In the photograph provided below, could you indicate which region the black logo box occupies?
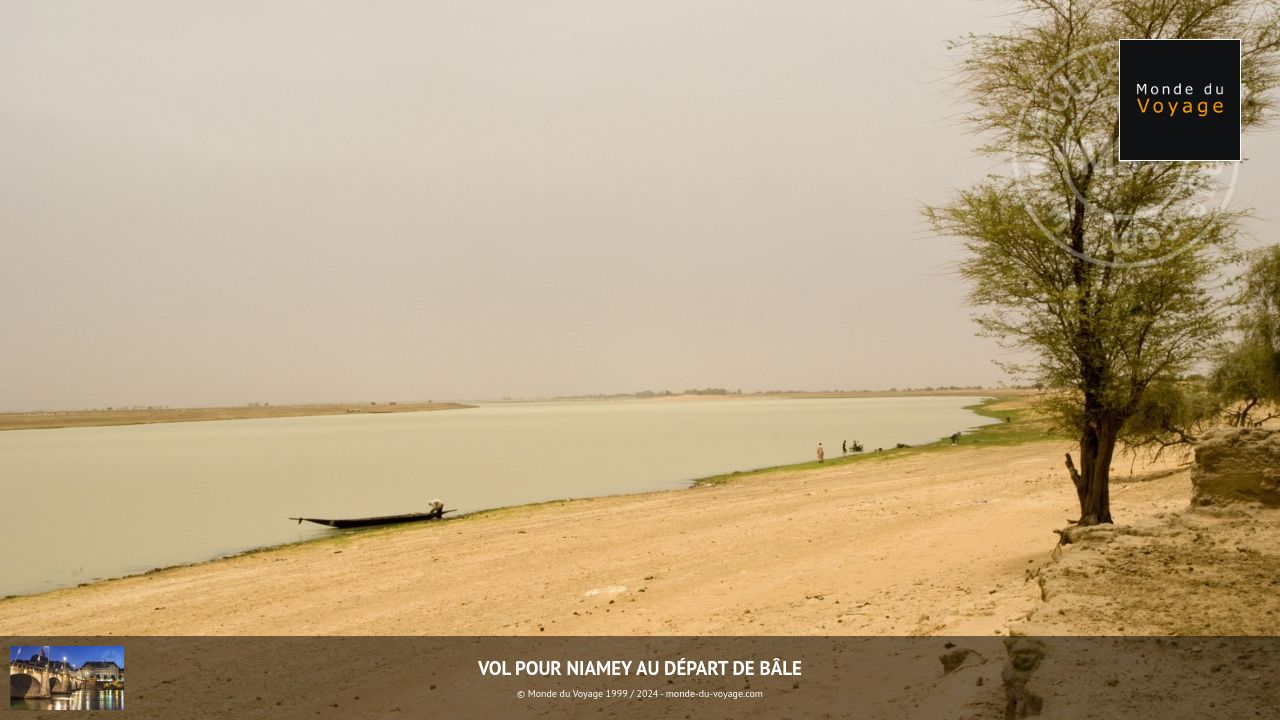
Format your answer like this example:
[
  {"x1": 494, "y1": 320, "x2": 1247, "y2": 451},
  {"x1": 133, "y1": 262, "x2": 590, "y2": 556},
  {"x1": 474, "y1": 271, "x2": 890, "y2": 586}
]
[{"x1": 1119, "y1": 38, "x2": 1242, "y2": 162}]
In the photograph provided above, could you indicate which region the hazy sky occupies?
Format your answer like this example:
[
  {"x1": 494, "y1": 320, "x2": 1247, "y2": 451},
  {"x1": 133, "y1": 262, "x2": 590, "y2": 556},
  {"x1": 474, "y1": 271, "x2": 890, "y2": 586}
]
[{"x1": 3, "y1": 1, "x2": 1279, "y2": 411}]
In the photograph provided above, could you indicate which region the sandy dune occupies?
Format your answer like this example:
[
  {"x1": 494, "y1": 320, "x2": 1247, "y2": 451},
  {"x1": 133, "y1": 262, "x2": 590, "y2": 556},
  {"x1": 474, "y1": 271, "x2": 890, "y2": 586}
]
[{"x1": 0, "y1": 440, "x2": 1196, "y2": 637}]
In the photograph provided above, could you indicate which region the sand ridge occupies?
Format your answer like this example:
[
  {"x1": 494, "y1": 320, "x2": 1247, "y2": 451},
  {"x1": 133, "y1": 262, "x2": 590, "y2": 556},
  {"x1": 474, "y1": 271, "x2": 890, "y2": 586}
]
[{"x1": 0, "y1": 402, "x2": 471, "y2": 432}]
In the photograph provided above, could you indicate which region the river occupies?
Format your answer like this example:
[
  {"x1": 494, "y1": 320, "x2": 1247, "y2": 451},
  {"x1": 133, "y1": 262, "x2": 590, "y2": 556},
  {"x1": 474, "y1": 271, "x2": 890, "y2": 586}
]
[{"x1": 0, "y1": 396, "x2": 994, "y2": 596}]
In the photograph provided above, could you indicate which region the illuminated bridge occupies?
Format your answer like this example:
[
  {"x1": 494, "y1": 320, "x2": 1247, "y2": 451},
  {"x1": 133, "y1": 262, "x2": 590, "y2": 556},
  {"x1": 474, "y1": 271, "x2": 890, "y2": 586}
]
[{"x1": 8, "y1": 651, "x2": 119, "y2": 700}]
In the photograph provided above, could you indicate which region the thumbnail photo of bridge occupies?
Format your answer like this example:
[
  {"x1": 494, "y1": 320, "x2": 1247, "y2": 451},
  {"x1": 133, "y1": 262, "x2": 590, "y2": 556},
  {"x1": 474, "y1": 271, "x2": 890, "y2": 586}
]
[{"x1": 9, "y1": 645, "x2": 124, "y2": 711}]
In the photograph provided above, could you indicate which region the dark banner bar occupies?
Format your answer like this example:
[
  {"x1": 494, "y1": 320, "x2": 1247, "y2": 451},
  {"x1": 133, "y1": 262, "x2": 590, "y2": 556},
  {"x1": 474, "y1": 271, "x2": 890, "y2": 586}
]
[{"x1": 6, "y1": 636, "x2": 1278, "y2": 718}]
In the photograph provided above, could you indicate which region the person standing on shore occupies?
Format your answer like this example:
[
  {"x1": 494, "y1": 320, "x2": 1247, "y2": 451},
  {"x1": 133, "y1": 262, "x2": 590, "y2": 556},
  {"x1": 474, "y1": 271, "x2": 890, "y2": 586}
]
[{"x1": 817, "y1": 442, "x2": 825, "y2": 463}]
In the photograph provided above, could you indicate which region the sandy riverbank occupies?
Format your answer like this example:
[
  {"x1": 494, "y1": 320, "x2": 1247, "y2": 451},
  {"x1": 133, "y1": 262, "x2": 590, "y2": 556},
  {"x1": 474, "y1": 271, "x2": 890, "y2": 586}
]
[{"x1": 3, "y1": 433, "x2": 1248, "y2": 637}]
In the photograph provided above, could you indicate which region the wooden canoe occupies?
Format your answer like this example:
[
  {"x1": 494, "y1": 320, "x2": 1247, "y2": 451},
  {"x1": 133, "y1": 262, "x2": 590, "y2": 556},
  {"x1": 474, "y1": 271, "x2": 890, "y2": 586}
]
[{"x1": 290, "y1": 509, "x2": 454, "y2": 529}]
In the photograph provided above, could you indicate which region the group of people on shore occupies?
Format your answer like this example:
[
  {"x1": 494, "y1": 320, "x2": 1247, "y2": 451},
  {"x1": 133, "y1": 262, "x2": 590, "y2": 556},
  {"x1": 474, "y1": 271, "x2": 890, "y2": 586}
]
[
  {"x1": 814, "y1": 439, "x2": 865, "y2": 463},
  {"x1": 815, "y1": 431, "x2": 966, "y2": 462}
]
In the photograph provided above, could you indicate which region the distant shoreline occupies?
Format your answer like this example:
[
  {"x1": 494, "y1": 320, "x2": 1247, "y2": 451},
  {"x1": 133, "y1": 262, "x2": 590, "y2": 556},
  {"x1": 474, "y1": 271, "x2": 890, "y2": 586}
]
[
  {"x1": 494, "y1": 387, "x2": 1038, "y2": 403},
  {"x1": 0, "y1": 402, "x2": 473, "y2": 432},
  {"x1": 0, "y1": 389, "x2": 1033, "y2": 432}
]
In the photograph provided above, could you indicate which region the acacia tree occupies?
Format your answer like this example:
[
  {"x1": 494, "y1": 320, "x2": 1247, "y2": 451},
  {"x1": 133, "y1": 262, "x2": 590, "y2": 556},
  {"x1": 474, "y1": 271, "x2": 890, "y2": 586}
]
[
  {"x1": 927, "y1": 0, "x2": 1279, "y2": 525},
  {"x1": 1212, "y1": 245, "x2": 1280, "y2": 425}
]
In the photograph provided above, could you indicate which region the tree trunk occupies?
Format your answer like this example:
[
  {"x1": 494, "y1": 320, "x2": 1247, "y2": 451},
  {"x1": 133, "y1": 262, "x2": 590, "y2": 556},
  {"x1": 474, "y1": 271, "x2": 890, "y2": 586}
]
[
  {"x1": 1065, "y1": 174, "x2": 1115, "y2": 525},
  {"x1": 1069, "y1": 416, "x2": 1117, "y2": 526}
]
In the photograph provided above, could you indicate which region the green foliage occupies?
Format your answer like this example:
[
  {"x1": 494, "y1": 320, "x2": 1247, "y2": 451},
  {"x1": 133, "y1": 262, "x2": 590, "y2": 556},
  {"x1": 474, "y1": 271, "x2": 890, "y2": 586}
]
[
  {"x1": 1119, "y1": 377, "x2": 1217, "y2": 450},
  {"x1": 1211, "y1": 245, "x2": 1280, "y2": 425},
  {"x1": 924, "y1": 0, "x2": 1280, "y2": 523},
  {"x1": 682, "y1": 388, "x2": 731, "y2": 396}
]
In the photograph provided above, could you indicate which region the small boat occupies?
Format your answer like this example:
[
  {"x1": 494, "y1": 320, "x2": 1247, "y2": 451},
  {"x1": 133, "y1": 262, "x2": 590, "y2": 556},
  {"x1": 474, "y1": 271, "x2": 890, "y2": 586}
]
[{"x1": 290, "y1": 508, "x2": 454, "y2": 529}]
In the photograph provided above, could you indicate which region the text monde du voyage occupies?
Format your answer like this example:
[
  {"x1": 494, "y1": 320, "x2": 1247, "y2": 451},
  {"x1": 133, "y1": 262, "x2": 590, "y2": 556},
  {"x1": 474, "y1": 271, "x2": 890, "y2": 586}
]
[{"x1": 1134, "y1": 82, "x2": 1230, "y2": 118}]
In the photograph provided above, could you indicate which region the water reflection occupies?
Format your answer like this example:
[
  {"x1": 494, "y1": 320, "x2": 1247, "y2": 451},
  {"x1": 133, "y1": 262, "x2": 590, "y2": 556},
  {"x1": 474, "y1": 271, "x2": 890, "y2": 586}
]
[{"x1": 11, "y1": 689, "x2": 124, "y2": 711}]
